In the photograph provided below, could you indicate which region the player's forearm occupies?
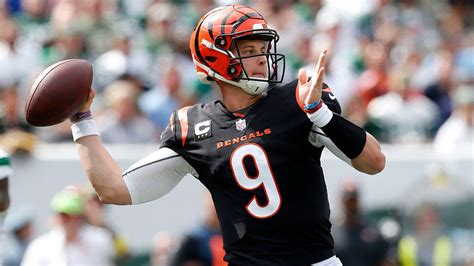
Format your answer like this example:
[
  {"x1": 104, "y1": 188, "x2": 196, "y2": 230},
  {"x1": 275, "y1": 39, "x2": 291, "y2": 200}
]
[
  {"x1": 350, "y1": 133, "x2": 385, "y2": 175},
  {"x1": 76, "y1": 136, "x2": 132, "y2": 205},
  {"x1": 307, "y1": 105, "x2": 385, "y2": 174}
]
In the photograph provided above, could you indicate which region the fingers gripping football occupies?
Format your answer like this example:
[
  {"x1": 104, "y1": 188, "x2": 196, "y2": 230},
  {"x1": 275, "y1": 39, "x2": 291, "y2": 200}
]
[{"x1": 78, "y1": 89, "x2": 96, "y2": 113}]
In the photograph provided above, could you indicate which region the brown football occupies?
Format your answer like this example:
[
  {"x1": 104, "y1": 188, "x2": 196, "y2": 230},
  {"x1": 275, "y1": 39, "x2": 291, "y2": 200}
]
[{"x1": 25, "y1": 59, "x2": 93, "y2": 127}]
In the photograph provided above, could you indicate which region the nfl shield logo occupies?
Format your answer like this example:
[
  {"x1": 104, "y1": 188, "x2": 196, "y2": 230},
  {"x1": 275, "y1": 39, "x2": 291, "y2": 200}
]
[{"x1": 236, "y1": 119, "x2": 246, "y2": 131}]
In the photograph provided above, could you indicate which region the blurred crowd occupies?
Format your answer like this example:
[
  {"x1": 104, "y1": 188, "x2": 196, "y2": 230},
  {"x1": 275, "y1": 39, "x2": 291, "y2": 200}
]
[
  {"x1": 3, "y1": 185, "x2": 226, "y2": 266},
  {"x1": 3, "y1": 179, "x2": 474, "y2": 265},
  {"x1": 0, "y1": 0, "x2": 471, "y2": 156}
]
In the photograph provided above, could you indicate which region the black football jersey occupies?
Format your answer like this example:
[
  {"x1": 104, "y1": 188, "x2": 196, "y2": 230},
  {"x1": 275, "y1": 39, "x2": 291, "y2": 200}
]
[{"x1": 160, "y1": 79, "x2": 341, "y2": 265}]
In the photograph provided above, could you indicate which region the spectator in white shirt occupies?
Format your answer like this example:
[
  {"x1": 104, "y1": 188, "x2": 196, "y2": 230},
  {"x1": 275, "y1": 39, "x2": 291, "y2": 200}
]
[
  {"x1": 434, "y1": 84, "x2": 474, "y2": 156},
  {"x1": 21, "y1": 186, "x2": 115, "y2": 266}
]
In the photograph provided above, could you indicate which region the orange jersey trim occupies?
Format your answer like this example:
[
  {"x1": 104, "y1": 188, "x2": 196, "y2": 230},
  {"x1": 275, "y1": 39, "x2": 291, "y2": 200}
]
[
  {"x1": 169, "y1": 112, "x2": 175, "y2": 132},
  {"x1": 233, "y1": 112, "x2": 245, "y2": 118},
  {"x1": 177, "y1": 107, "x2": 190, "y2": 147}
]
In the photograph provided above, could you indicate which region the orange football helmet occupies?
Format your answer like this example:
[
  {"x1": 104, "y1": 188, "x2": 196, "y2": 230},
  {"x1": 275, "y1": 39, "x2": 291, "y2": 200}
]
[{"x1": 189, "y1": 4, "x2": 285, "y2": 95}]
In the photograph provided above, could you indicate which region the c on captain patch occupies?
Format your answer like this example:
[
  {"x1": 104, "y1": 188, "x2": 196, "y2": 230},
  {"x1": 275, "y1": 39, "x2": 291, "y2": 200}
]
[{"x1": 194, "y1": 120, "x2": 212, "y2": 140}]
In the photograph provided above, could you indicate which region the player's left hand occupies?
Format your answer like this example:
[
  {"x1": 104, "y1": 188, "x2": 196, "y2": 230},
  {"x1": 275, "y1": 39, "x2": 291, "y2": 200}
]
[{"x1": 297, "y1": 50, "x2": 327, "y2": 106}]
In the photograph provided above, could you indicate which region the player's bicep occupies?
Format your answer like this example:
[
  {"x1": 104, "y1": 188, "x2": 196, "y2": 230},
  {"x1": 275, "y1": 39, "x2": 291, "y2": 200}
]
[
  {"x1": 122, "y1": 147, "x2": 198, "y2": 204},
  {"x1": 309, "y1": 126, "x2": 351, "y2": 165}
]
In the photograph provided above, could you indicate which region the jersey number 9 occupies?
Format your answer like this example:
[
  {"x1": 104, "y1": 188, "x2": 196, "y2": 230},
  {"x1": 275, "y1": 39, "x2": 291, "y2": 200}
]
[{"x1": 230, "y1": 143, "x2": 282, "y2": 219}]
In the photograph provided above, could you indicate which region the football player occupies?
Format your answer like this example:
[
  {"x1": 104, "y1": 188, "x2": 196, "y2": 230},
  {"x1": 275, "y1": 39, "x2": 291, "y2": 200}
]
[{"x1": 70, "y1": 4, "x2": 385, "y2": 265}]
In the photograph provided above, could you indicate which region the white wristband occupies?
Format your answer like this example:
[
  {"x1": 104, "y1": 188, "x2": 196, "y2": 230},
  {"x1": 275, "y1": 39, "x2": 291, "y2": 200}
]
[
  {"x1": 71, "y1": 119, "x2": 100, "y2": 142},
  {"x1": 307, "y1": 103, "x2": 334, "y2": 127}
]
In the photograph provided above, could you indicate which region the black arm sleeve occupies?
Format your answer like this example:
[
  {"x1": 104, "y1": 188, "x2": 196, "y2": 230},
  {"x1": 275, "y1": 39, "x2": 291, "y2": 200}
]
[{"x1": 321, "y1": 114, "x2": 367, "y2": 159}]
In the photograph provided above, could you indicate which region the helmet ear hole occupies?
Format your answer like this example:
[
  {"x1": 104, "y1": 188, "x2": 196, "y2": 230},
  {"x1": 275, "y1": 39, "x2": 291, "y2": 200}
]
[
  {"x1": 227, "y1": 66, "x2": 241, "y2": 79},
  {"x1": 215, "y1": 36, "x2": 227, "y2": 49},
  {"x1": 227, "y1": 58, "x2": 242, "y2": 79}
]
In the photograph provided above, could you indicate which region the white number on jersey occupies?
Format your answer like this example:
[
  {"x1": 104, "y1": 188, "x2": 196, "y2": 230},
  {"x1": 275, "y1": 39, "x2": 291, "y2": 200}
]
[{"x1": 230, "y1": 143, "x2": 281, "y2": 219}]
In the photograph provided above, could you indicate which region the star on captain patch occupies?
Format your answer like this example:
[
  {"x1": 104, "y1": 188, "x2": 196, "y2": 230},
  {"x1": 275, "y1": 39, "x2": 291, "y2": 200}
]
[{"x1": 236, "y1": 119, "x2": 246, "y2": 131}]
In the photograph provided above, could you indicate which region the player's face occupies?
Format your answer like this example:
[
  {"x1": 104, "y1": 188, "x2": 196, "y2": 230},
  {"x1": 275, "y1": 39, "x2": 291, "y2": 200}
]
[{"x1": 232, "y1": 39, "x2": 269, "y2": 79}]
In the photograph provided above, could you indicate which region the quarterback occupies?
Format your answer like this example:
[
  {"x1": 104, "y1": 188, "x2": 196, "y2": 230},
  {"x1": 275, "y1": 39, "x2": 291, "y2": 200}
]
[{"x1": 70, "y1": 4, "x2": 385, "y2": 265}]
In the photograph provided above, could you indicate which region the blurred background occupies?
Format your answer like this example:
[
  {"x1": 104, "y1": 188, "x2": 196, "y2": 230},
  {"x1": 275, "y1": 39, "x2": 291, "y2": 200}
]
[{"x1": 0, "y1": 0, "x2": 472, "y2": 265}]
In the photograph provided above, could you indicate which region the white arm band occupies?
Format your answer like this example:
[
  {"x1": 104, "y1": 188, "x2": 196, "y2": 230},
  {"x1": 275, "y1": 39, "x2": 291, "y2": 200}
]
[
  {"x1": 122, "y1": 147, "x2": 198, "y2": 205},
  {"x1": 309, "y1": 126, "x2": 351, "y2": 165},
  {"x1": 307, "y1": 103, "x2": 334, "y2": 128},
  {"x1": 71, "y1": 119, "x2": 100, "y2": 142}
]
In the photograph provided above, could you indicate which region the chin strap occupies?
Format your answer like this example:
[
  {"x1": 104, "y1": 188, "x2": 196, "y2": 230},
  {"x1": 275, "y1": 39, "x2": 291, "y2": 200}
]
[{"x1": 193, "y1": 56, "x2": 269, "y2": 96}]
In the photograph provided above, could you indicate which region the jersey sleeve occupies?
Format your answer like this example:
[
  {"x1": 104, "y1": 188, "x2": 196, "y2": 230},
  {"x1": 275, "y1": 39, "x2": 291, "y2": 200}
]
[
  {"x1": 160, "y1": 106, "x2": 193, "y2": 150},
  {"x1": 159, "y1": 111, "x2": 178, "y2": 149}
]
